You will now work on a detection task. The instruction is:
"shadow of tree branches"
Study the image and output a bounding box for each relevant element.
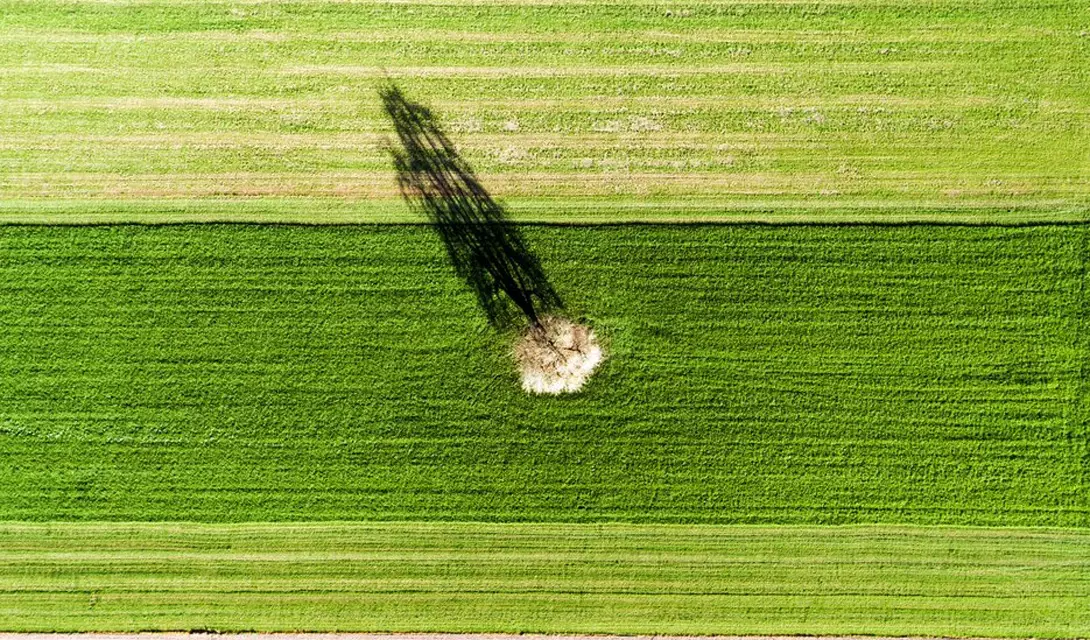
[381,83,563,329]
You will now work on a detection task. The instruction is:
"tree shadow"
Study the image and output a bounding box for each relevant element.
[381,83,563,329]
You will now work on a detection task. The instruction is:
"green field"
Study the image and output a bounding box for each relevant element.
[1,522,1088,636]
[1,224,1086,525]
[0,0,1087,222]
[3,0,1090,635]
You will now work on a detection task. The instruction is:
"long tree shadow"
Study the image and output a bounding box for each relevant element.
[381,83,563,329]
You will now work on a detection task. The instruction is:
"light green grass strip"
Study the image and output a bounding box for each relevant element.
[0,522,1087,636]
[0,198,1086,224]
[0,0,1086,222]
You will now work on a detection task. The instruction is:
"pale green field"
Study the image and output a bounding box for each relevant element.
[1,522,1088,636]
[1,0,1087,222]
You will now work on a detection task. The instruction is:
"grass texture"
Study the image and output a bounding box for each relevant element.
[0,522,1087,636]
[0,0,1087,222]
[0,224,1086,525]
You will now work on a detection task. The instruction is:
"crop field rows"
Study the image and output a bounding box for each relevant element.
[1,224,1086,525]
[0,0,1087,222]
[2,0,1090,636]
[1,523,1088,636]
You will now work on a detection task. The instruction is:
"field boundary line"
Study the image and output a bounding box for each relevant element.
[2,219,1090,229]
[0,635,1051,640]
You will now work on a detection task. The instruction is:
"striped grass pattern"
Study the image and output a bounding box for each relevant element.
[0,0,1087,222]
[0,522,1087,636]
[0,224,1085,525]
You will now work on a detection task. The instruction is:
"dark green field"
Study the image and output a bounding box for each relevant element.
[1,224,1085,525]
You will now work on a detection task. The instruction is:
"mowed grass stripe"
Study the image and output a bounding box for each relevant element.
[3,199,1083,225]
[9,174,1082,203]
[0,224,1086,524]
[0,0,1085,221]
[0,523,1088,636]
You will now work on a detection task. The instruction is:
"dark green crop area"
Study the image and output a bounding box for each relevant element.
[0,224,1086,525]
